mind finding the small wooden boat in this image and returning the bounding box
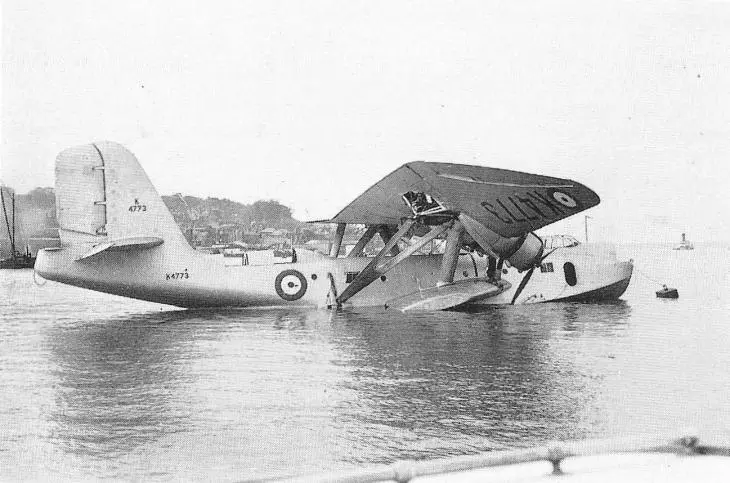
[656,286,679,298]
[0,250,36,269]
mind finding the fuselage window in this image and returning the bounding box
[540,262,554,273]
[346,271,360,283]
[563,262,577,286]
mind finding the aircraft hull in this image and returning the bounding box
[36,243,632,309]
[38,141,631,311]
[475,243,633,305]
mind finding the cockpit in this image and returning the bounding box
[542,234,580,249]
[401,191,447,217]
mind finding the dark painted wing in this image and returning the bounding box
[325,161,600,238]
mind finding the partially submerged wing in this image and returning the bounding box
[326,162,599,237]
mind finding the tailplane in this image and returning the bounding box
[55,141,190,251]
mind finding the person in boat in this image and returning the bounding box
[662,284,668,291]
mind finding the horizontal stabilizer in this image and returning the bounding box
[385,278,511,312]
[76,236,164,261]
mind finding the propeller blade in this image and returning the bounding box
[539,247,558,263]
[507,245,558,305]
[510,266,535,305]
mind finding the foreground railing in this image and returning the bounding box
[253,433,730,483]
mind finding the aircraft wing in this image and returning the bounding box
[326,162,600,238]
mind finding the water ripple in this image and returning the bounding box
[1,244,729,480]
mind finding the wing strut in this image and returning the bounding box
[437,220,464,286]
[336,219,453,306]
[329,223,346,257]
[377,225,401,255]
[347,225,378,258]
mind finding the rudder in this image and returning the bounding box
[55,141,190,250]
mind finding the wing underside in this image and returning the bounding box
[324,162,599,237]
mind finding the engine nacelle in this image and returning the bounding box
[505,232,544,271]
[458,214,544,271]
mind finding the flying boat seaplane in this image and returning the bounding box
[35,142,633,311]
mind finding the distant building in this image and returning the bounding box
[302,235,373,257]
[192,226,214,246]
[240,231,263,246]
[261,228,291,247]
[304,240,330,255]
[216,223,246,244]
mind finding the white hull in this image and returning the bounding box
[36,242,632,309]
[37,141,632,311]
[478,243,633,305]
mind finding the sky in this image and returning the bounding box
[2,0,729,242]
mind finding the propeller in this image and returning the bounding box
[510,247,557,305]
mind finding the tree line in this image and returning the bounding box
[1,187,300,242]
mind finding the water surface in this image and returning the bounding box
[1,243,728,480]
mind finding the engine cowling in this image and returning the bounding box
[458,214,544,271]
[504,232,544,271]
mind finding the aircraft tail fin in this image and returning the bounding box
[55,141,190,251]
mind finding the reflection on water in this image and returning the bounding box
[2,244,729,481]
[327,302,632,464]
[30,300,633,478]
[48,311,198,459]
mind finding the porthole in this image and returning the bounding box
[380,275,387,282]
[311,274,317,281]
[563,262,577,286]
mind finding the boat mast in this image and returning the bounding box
[1,188,15,255]
[12,192,16,254]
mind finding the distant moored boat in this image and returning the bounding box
[673,233,694,250]
[656,285,679,299]
[1,187,36,269]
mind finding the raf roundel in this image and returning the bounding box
[550,190,578,208]
[275,269,308,301]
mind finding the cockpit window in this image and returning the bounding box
[402,191,446,216]
[542,235,580,249]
